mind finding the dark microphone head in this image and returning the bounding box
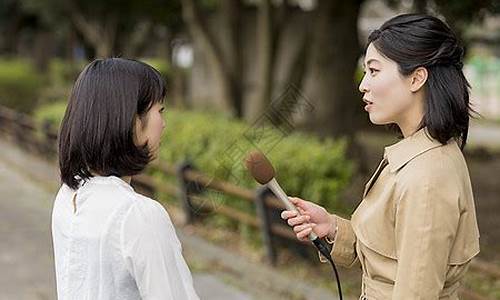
[244,151,275,184]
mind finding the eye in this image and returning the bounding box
[159,106,165,114]
[369,68,379,75]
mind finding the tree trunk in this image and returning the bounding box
[33,30,53,73]
[122,21,154,58]
[70,12,117,58]
[302,0,370,173]
[412,0,428,14]
[251,0,274,119]
[303,0,364,139]
[221,0,244,117]
[1,7,22,55]
[181,0,243,117]
[248,1,300,121]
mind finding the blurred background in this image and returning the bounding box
[0,0,499,299]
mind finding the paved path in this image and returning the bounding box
[0,150,55,299]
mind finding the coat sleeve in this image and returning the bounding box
[392,173,460,299]
[318,215,358,268]
[121,200,200,300]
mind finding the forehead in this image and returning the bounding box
[363,43,388,66]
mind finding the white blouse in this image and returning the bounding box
[51,176,200,300]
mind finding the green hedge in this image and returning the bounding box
[0,59,45,114]
[35,102,354,243]
[47,59,87,88]
[33,100,67,127]
[162,109,353,212]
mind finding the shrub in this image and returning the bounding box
[0,59,45,114]
[33,101,67,128]
[47,59,86,87]
[159,109,353,212]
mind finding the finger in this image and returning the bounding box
[297,206,307,216]
[289,197,305,206]
[293,223,314,233]
[290,197,309,210]
[296,227,313,240]
[281,210,298,220]
[287,215,310,226]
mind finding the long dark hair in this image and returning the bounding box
[58,58,166,190]
[367,14,473,150]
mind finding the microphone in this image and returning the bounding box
[244,150,343,300]
[244,150,319,240]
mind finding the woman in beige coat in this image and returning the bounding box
[282,14,480,299]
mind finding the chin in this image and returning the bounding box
[369,114,386,125]
[369,114,394,126]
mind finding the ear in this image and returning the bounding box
[409,67,428,92]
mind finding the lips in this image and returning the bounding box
[363,98,373,112]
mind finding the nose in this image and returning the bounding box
[358,74,369,94]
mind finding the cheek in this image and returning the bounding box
[152,114,164,139]
[369,75,412,124]
[371,74,400,99]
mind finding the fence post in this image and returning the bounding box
[255,185,277,266]
[14,112,25,147]
[42,120,55,157]
[177,161,197,224]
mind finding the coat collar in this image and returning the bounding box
[383,127,448,173]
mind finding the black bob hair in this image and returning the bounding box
[58,58,166,190]
[367,13,474,150]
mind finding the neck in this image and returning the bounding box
[399,121,421,138]
[121,176,132,184]
[398,95,424,138]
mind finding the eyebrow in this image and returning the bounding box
[363,58,380,68]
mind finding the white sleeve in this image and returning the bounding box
[121,200,200,300]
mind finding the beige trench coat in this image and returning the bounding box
[320,128,480,299]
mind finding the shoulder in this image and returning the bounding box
[122,193,175,236]
[397,140,463,188]
[120,194,181,253]
[127,193,171,222]
[392,141,465,210]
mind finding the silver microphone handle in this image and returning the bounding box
[266,178,318,241]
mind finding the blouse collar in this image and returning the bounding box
[81,175,135,192]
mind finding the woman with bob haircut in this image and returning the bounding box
[282,14,480,299]
[52,58,200,300]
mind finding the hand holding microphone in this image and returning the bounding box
[244,150,318,241]
[244,150,343,300]
[244,150,336,242]
[281,197,337,242]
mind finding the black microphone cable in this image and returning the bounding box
[312,238,343,300]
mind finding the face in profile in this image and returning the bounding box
[358,43,425,128]
[134,102,166,159]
